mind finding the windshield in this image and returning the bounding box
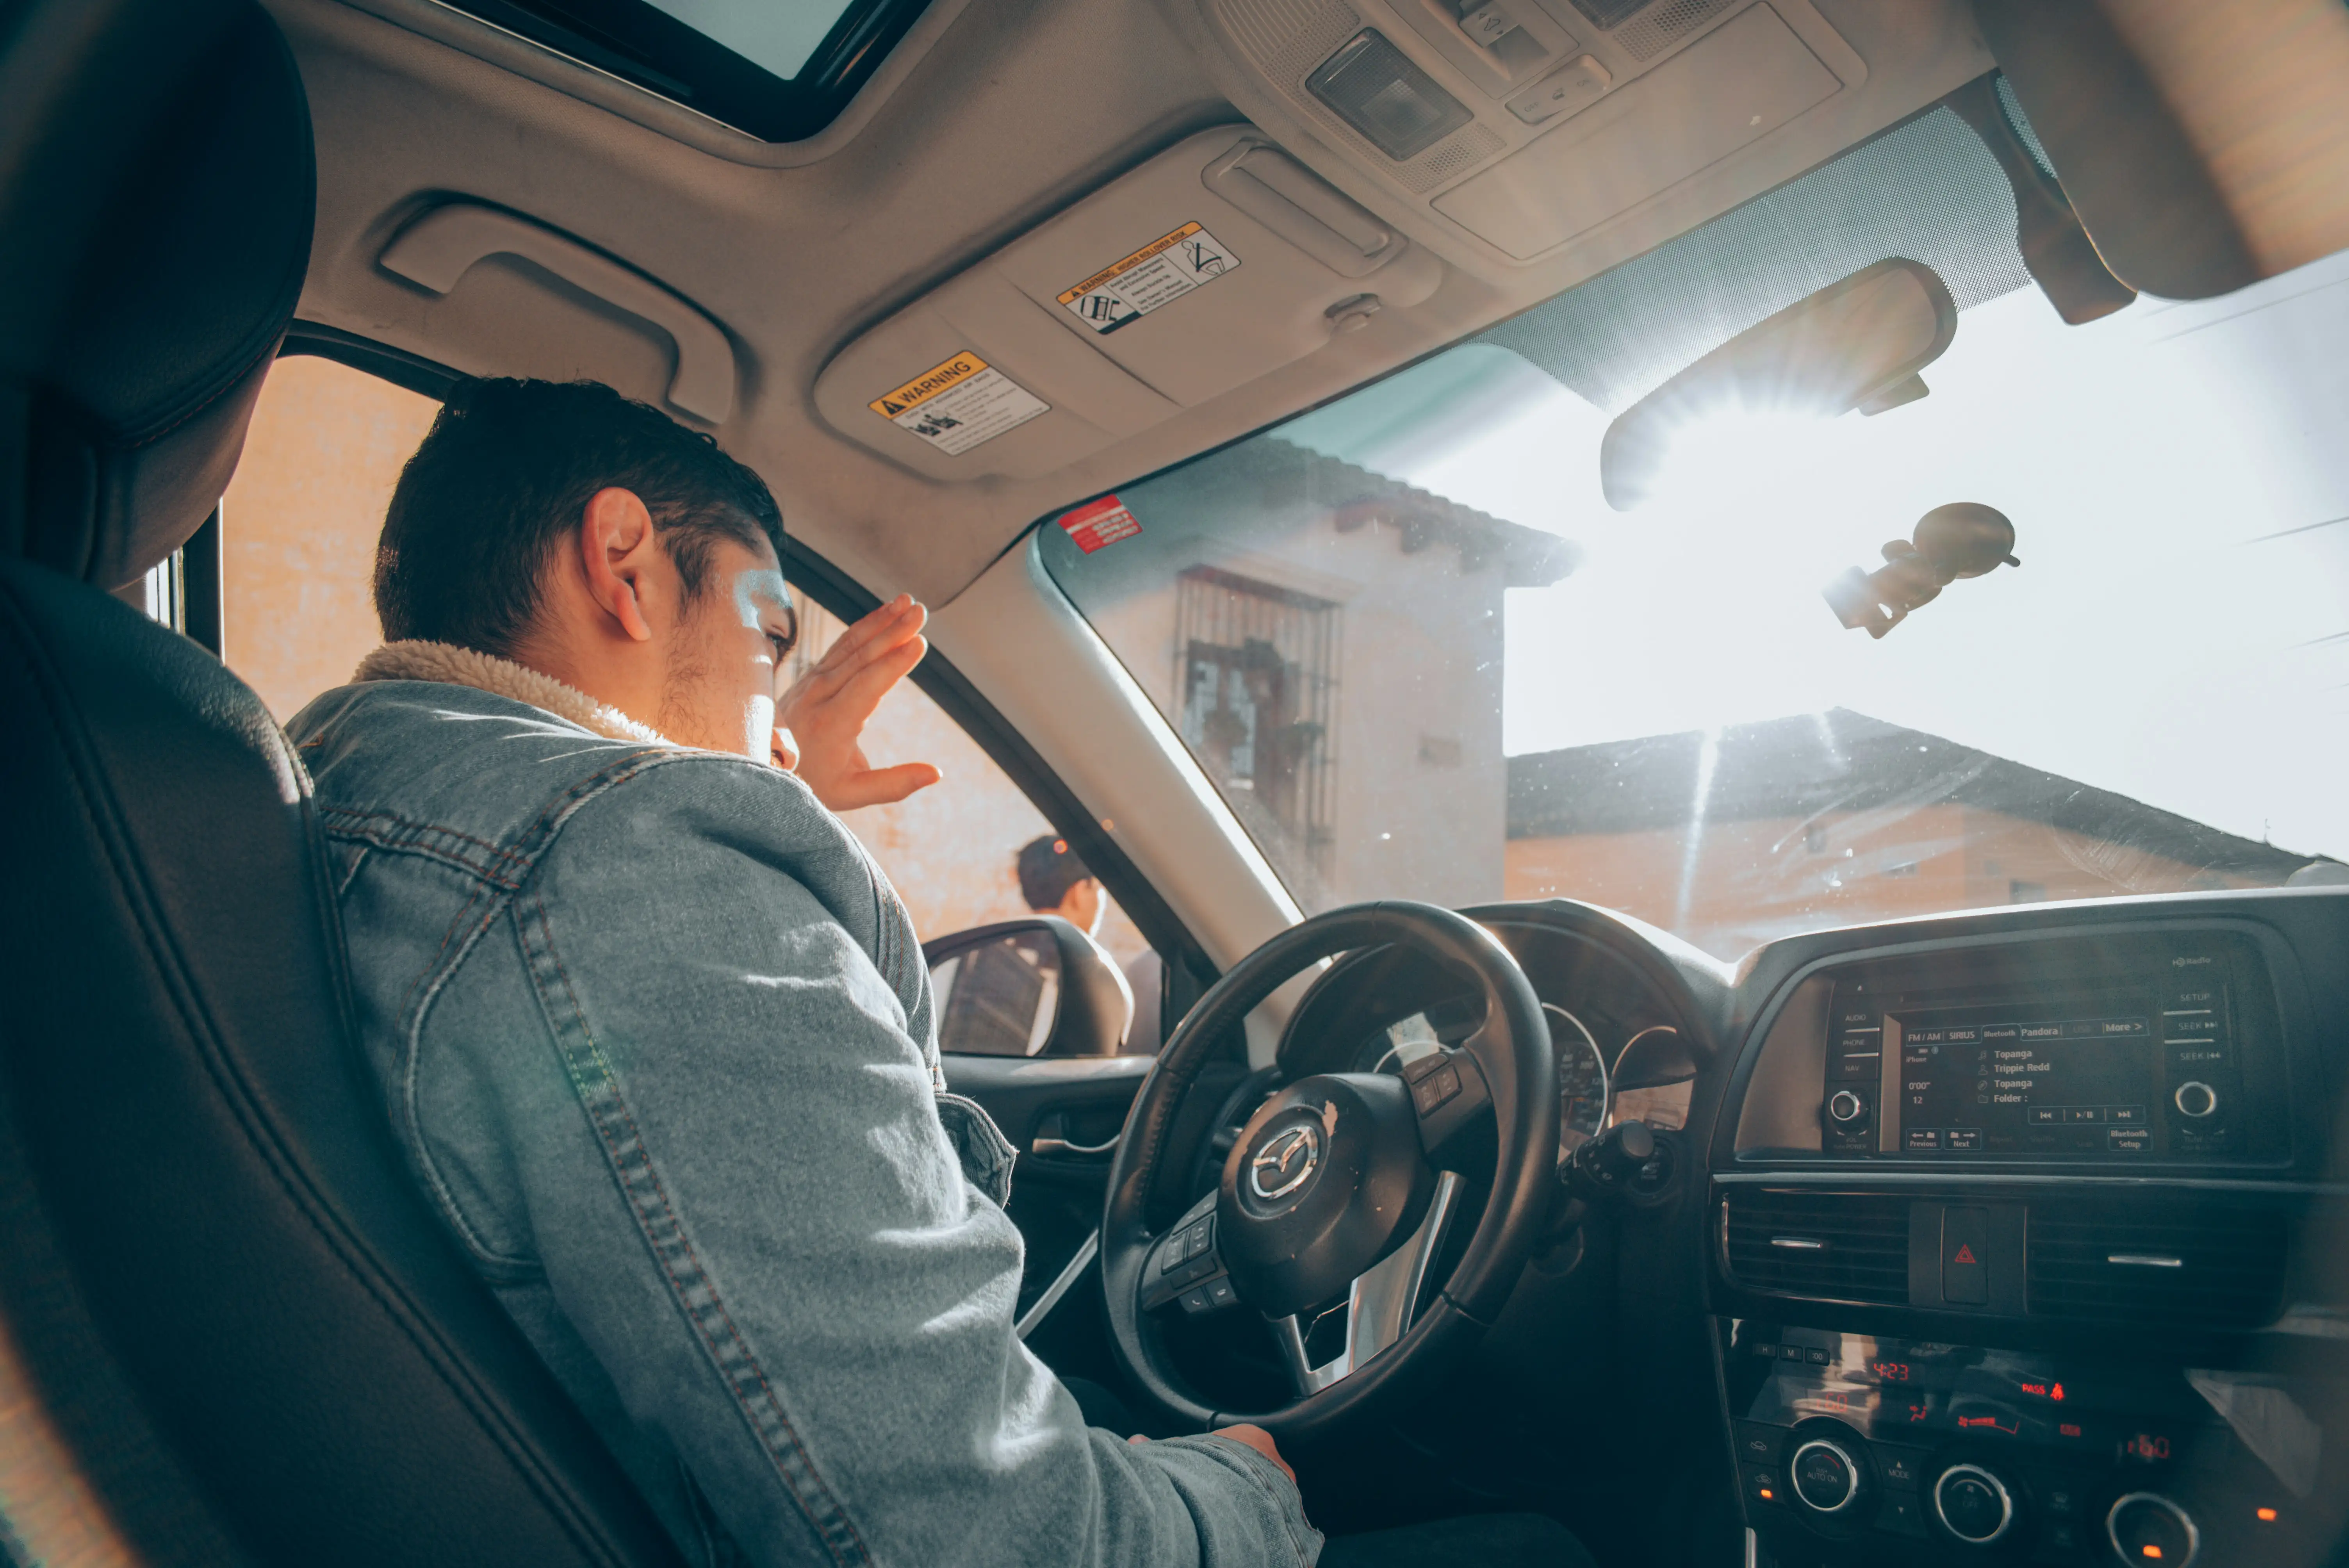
[1037,104,2349,961]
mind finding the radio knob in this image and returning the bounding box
[2173,1081,2219,1119]
[2107,1493,2200,1568]
[1932,1463,2014,1545]
[1827,1089,1867,1125]
[1789,1438,1862,1514]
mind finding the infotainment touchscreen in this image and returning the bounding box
[1892,1001,2160,1154]
[1816,937,2255,1159]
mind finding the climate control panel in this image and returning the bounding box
[1722,1324,2337,1565]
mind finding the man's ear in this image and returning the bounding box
[577,487,659,643]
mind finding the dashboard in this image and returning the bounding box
[1340,999,1690,1161]
[1283,910,1708,1178]
[1273,887,2349,1568]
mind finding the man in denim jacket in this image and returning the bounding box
[289,379,1318,1568]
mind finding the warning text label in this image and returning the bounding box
[868,351,1048,456]
[1057,222,1241,334]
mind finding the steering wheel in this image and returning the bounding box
[1101,902,1557,1441]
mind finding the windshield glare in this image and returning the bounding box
[1038,198,2349,962]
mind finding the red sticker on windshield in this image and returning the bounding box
[1060,495,1141,554]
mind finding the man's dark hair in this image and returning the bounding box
[1018,835,1094,911]
[374,378,784,657]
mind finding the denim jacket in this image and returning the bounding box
[287,644,1320,1568]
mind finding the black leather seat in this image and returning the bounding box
[0,4,683,1562]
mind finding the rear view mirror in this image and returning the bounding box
[924,917,1133,1058]
[1600,258,1958,510]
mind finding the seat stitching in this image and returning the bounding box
[520,884,873,1568]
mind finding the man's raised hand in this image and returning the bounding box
[773,594,943,811]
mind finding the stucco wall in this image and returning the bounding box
[1070,503,1510,914]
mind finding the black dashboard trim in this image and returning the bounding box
[1712,1171,2349,1196]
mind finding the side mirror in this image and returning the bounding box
[1600,258,1958,510]
[923,917,1134,1058]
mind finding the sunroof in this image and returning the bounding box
[454,0,936,142]
[637,0,854,82]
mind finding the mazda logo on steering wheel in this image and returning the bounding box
[1249,1123,1322,1201]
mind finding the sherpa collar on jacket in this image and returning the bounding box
[354,640,674,747]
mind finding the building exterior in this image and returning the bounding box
[1506,708,2320,960]
[1062,436,1577,913]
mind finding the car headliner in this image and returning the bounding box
[275,0,1993,606]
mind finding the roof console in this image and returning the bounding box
[1164,0,1873,269]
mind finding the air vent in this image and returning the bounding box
[2028,1201,2288,1330]
[1722,1189,1910,1306]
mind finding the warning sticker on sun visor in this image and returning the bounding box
[868,351,1048,456]
[1057,222,1242,334]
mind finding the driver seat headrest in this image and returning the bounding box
[0,0,313,589]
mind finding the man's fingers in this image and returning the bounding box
[792,598,926,702]
[827,632,929,721]
[810,595,920,674]
[825,762,943,812]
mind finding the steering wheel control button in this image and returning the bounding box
[1789,1438,1861,1513]
[1176,1287,1210,1314]
[1203,1275,1237,1309]
[2173,1080,2219,1119]
[1408,1061,1462,1115]
[1932,1463,2015,1545]
[2108,1494,2199,1568]
[1151,1219,1227,1297]
[1941,1206,1991,1305]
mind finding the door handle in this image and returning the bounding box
[1032,1132,1118,1157]
[1031,1108,1119,1157]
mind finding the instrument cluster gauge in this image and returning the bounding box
[1543,1004,1611,1163]
[1610,1025,1695,1132]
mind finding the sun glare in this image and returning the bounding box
[1279,249,2349,863]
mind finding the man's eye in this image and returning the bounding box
[768,631,796,660]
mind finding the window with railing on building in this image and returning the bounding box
[1173,566,1340,892]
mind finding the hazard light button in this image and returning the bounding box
[1943,1206,1989,1305]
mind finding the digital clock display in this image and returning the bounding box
[1870,1360,1911,1383]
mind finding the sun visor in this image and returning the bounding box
[814,127,1444,480]
[1971,0,2349,300]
